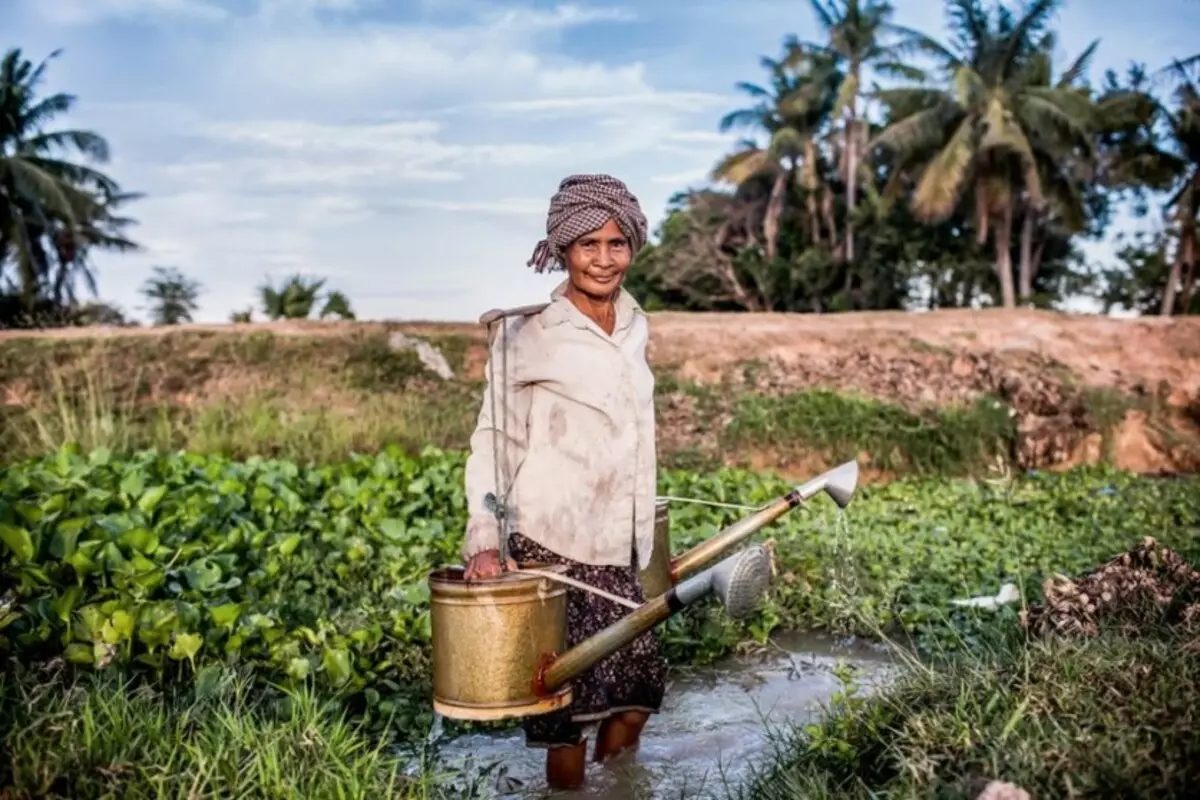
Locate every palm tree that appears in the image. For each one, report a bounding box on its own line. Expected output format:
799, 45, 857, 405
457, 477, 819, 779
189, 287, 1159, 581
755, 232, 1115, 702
1153, 62, 1200, 315
140, 266, 202, 325
711, 50, 843, 264
1014, 34, 1100, 302
0, 48, 138, 309
318, 290, 356, 320
792, 0, 933, 265
869, 0, 1096, 308
1100, 60, 1200, 315
259, 274, 356, 320
41, 187, 140, 305
260, 275, 326, 320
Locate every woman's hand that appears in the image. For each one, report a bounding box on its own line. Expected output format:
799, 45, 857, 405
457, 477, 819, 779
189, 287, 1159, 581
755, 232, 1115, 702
464, 549, 517, 581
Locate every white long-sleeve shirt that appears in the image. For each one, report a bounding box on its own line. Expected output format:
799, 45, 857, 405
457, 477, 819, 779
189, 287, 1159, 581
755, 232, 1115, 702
461, 280, 657, 569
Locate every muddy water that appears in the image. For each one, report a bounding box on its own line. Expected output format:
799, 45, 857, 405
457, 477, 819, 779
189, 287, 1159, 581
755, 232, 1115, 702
415, 633, 902, 799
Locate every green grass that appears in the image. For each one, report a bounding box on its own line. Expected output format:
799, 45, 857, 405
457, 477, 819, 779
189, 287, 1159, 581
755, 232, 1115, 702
0, 352, 481, 466
660, 464, 1200, 656
741, 619, 1200, 799
0, 370, 1024, 475
0, 662, 479, 799
723, 389, 1016, 474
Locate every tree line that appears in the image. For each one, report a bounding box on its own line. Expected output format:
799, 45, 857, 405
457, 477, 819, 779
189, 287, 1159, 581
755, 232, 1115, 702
3, 1, 1198, 326
626, 0, 1199, 316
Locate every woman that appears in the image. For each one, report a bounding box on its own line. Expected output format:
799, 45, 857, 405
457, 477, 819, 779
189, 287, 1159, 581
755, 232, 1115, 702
460, 173, 666, 791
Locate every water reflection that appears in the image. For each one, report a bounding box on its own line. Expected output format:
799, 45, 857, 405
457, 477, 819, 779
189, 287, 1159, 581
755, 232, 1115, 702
409, 636, 901, 799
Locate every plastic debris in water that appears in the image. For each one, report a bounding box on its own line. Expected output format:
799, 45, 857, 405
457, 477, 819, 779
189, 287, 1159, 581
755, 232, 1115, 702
950, 583, 1020, 609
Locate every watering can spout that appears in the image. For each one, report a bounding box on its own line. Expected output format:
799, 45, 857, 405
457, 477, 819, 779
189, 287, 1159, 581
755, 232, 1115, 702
667, 459, 860, 583
819, 459, 858, 508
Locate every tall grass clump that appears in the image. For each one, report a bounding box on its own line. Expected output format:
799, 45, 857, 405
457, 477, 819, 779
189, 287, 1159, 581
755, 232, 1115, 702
0, 336, 480, 466
0, 662, 456, 799
740, 618, 1200, 799
724, 390, 1016, 475
1, 344, 175, 458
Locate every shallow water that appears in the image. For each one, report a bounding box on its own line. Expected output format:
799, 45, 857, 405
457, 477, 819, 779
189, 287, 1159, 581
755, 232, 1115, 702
412, 633, 901, 799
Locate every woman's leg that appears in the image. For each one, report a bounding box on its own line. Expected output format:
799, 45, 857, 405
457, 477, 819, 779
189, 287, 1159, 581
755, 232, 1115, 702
546, 741, 588, 789
593, 710, 649, 762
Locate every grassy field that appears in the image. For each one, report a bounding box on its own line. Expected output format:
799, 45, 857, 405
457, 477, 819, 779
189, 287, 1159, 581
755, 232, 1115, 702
0, 331, 482, 466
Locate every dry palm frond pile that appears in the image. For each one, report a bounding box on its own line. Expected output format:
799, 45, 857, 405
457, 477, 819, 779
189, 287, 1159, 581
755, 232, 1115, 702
1020, 536, 1200, 638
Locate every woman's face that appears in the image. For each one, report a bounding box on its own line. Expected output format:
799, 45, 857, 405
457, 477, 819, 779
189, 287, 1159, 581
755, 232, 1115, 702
563, 218, 632, 299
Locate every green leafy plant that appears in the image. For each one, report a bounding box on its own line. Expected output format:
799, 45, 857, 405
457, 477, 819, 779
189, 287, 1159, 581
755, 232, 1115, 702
2, 446, 1197, 746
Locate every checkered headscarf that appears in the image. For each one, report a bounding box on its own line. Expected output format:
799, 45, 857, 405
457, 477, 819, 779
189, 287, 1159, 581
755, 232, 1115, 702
526, 174, 648, 273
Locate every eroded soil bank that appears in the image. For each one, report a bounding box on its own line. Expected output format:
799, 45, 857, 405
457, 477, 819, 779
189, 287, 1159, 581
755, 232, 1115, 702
3, 309, 1198, 475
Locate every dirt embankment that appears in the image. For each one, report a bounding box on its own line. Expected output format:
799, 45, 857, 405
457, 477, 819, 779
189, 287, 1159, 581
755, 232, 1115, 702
645, 309, 1200, 475
2, 309, 1199, 475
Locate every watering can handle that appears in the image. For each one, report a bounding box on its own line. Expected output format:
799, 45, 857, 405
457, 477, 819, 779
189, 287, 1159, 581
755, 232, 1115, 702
512, 568, 640, 610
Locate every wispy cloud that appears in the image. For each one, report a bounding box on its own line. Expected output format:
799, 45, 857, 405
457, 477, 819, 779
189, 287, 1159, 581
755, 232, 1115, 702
380, 197, 547, 217
480, 4, 639, 32
650, 168, 715, 186
34, 0, 229, 25
256, 0, 372, 16
479, 91, 732, 117
195, 119, 571, 187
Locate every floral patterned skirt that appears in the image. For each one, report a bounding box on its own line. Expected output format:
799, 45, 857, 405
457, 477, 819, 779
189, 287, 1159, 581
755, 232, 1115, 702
508, 532, 669, 749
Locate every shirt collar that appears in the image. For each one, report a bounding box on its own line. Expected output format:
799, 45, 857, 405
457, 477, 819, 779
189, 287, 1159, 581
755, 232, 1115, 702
541, 278, 643, 335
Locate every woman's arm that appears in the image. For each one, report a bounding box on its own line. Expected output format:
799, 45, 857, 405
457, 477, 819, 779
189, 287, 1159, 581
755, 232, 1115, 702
462, 329, 532, 562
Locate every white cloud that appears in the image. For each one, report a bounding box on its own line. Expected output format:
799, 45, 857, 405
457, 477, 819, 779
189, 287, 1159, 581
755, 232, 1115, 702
383, 197, 547, 217
34, 0, 381, 26
257, 0, 370, 15
9, 1, 776, 322
479, 4, 638, 32
650, 168, 714, 186
192, 118, 570, 187
219, 30, 651, 108
665, 130, 732, 145
34, 0, 229, 25
478, 91, 732, 120
208, 4, 655, 111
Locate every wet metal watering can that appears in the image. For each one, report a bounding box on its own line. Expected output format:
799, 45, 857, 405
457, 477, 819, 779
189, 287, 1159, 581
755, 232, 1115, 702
427, 460, 860, 722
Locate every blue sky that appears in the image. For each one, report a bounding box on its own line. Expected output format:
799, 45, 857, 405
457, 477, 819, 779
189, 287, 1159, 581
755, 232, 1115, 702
6, 0, 1197, 323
